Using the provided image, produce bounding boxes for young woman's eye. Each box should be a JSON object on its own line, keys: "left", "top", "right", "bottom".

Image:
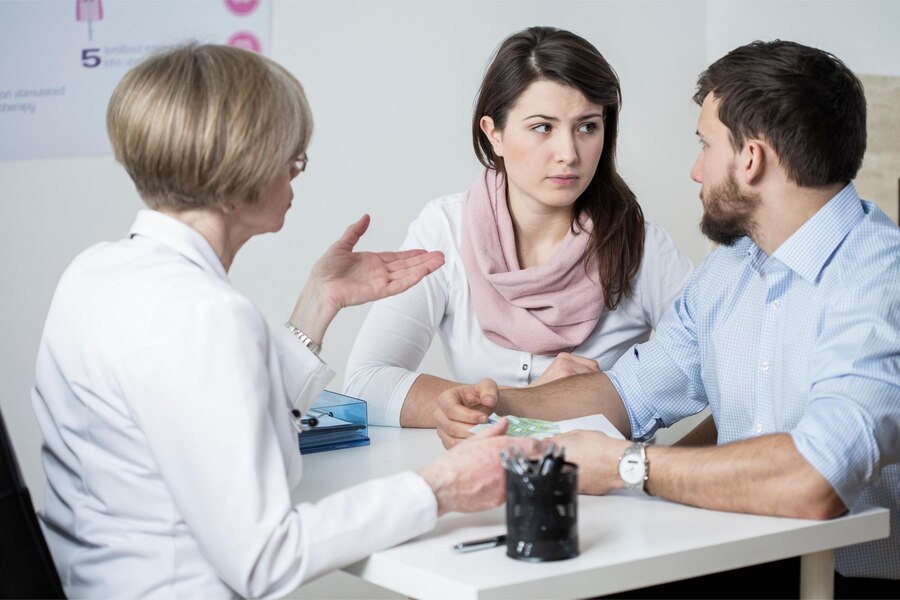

{"left": 578, "top": 122, "right": 599, "bottom": 134}
{"left": 532, "top": 123, "right": 551, "bottom": 134}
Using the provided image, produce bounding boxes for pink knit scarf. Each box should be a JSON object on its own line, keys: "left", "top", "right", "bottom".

{"left": 460, "top": 168, "right": 604, "bottom": 355}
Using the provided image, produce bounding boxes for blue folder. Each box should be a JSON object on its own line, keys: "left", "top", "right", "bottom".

{"left": 298, "top": 390, "right": 370, "bottom": 454}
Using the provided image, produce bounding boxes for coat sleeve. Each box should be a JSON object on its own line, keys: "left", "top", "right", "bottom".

{"left": 126, "top": 293, "right": 437, "bottom": 597}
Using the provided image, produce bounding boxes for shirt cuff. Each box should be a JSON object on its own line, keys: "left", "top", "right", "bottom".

{"left": 790, "top": 396, "right": 880, "bottom": 509}
{"left": 607, "top": 352, "right": 660, "bottom": 442}
{"left": 384, "top": 370, "right": 424, "bottom": 427}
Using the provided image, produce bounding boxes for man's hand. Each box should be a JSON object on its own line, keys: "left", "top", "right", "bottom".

{"left": 552, "top": 430, "right": 629, "bottom": 495}
{"left": 530, "top": 353, "right": 600, "bottom": 387}
{"left": 418, "top": 419, "right": 539, "bottom": 515}
{"left": 434, "top": 379, "right": 499, "bottom": 449}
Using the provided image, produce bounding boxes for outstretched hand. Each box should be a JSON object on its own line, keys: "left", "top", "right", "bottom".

{"left": 312, "top": 214, "right": 445, "bottom": 310}
{"left": 289, "top": 214, "right": 444, "bottom": 345}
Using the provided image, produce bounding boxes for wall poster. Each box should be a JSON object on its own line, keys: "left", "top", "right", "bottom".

{"left": 0, "top": 0, "right": 271, "bottom": 161}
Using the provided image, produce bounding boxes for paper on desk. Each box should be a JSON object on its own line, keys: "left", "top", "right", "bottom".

{"left": 469, "top": 413, "right": 624, "bottom": 440}
{"left": 556, "top": 413, "right": 625, "bottom": 440}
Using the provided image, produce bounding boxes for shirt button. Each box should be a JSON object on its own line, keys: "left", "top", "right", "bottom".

{"left": 772, "top": 299, "right": 781, "bottom": 309}
{"left": 761, "top": 360, "right": 769, "bottom": 372}
{"left": 522, "top": 364, "right": 529, "bottom": 371}
{"left": 755, "top": 423, "right": 763, "bottom": 434}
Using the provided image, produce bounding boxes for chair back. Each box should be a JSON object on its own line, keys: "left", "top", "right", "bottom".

{"left": 0, "top": 407, "right": 65, "bottom": 599}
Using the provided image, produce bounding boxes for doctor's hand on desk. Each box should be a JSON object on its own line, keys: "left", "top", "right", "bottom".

{"left": 418, "top": 419, "right": 539, "bottom": 515}
{"left": 434, "top": 378, "right": 500, "bottom": 448}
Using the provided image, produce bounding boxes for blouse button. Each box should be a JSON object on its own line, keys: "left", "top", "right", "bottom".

{"left": 522, "top": 364, "right": 529, "bottom": 371}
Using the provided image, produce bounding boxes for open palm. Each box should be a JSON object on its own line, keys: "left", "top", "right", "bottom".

{"left": 311, "top": 214, "right": 445, "bottom": 310}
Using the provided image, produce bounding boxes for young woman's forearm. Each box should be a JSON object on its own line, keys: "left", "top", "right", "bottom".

{"left": 399, "top": 374, "right": 461, "bottom": 427}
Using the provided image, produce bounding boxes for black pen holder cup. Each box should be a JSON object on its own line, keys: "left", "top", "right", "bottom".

{"left": 505, "top": 461, "right": 579, "bottom": 562}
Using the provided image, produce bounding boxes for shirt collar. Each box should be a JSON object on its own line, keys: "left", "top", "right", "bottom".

{"left": 771, "top": 183, "right": 864, "bottom": 283}
{"left": 129, "top": 209, "right": 229, "bottom": 282}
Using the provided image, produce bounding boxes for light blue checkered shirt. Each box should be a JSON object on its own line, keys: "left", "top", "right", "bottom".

{"left": 609, "top": 183, "right": 899, "bottom": 579}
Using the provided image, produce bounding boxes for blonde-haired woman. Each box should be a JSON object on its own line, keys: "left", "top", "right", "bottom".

{"left": 32, "top": 44, "right": 532, "bottom": 598}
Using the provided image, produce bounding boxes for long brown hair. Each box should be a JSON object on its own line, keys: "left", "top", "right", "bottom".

{"left": 472, "top": 26, "right": 644, "bottom": 310}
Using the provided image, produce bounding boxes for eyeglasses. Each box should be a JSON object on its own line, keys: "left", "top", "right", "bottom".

{"left": 293, "top": 154, "right": 309, "bottom": 173}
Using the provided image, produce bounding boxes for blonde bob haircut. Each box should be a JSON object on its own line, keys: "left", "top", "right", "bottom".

{"left": 107, "top": 43, "right": 312, "bottom": 210}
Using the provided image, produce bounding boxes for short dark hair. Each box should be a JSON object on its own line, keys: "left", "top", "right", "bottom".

{"left": 694, "top": 40, "right": 866, "bottom": 188}
{"left": 472, "top": 26, "right": 644, "bottom": 310}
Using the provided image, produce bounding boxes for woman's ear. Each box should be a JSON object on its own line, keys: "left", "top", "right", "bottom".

{"left": 480, "top": 116, "right": 503, "bottom": 157}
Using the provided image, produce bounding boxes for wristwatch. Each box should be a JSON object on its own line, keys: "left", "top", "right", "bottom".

{"left": 618, "top": 442, "right": 649, "bottom": 494}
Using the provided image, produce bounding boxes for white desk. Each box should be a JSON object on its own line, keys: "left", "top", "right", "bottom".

{"left": 294, "top": 427, "right": 889, "bottom": 600}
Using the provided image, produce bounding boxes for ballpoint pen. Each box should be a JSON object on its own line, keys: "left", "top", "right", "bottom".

{"left": 453, "top": 535, "right": 507, "bottom": 553}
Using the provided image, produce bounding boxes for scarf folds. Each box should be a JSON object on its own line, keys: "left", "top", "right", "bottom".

{"left": 460, "top": 168, "right": 604, "bottom": 355}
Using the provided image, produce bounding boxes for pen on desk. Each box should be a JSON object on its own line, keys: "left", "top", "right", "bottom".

{"left": 307, "top": 408, "right": 334, "bottom": 419}
{"left": 453, "top": 535, "right": 507, "bottom": 553}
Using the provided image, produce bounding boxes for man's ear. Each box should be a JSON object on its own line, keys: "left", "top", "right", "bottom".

{"left": 740, "top": 140, "right": 768, "bottom": 185}
{"left": 480, "top": 116, "right": 503, "bottom": 157}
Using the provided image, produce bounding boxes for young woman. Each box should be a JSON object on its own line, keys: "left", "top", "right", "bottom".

{"left": 345, "top": 26, "right": 692, "bottom": 427}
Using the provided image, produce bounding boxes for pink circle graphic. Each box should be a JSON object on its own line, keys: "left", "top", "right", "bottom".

{"left": 224, "top": 0, "right": 259, "bottom": 16}
{"left": 228, "top": 32, "right": 262, "bottom": 53}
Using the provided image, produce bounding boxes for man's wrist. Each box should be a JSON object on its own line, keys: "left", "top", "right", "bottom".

{"left": 618, "top": 441, "right": 650, "bottom": 494}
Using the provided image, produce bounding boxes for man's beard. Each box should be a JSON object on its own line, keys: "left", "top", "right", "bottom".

{"left": 699, "top": 170, "right": 760, "bottom": 246}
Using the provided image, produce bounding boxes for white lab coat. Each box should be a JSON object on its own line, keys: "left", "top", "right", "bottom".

{"left": 31, "top": 209, "right": 437, "bottom": 598}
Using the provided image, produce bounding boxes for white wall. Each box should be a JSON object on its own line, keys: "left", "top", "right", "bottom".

{"left": 1, "top": 2, "right": 898, "bottom": 597}
{"left": 707, "top": 0, "right": 900, "bottom": 77}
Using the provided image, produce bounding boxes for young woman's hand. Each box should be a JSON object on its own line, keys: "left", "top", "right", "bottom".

{"left": 434, "top": 379, "right": 500, "bottom": 448}
{"left": 530, "top": 352, "right": 600, "bottom": 387}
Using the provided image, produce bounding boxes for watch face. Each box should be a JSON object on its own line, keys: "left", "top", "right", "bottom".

{"left": 619, "top": 453, "right": 645, "bottom": 485}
